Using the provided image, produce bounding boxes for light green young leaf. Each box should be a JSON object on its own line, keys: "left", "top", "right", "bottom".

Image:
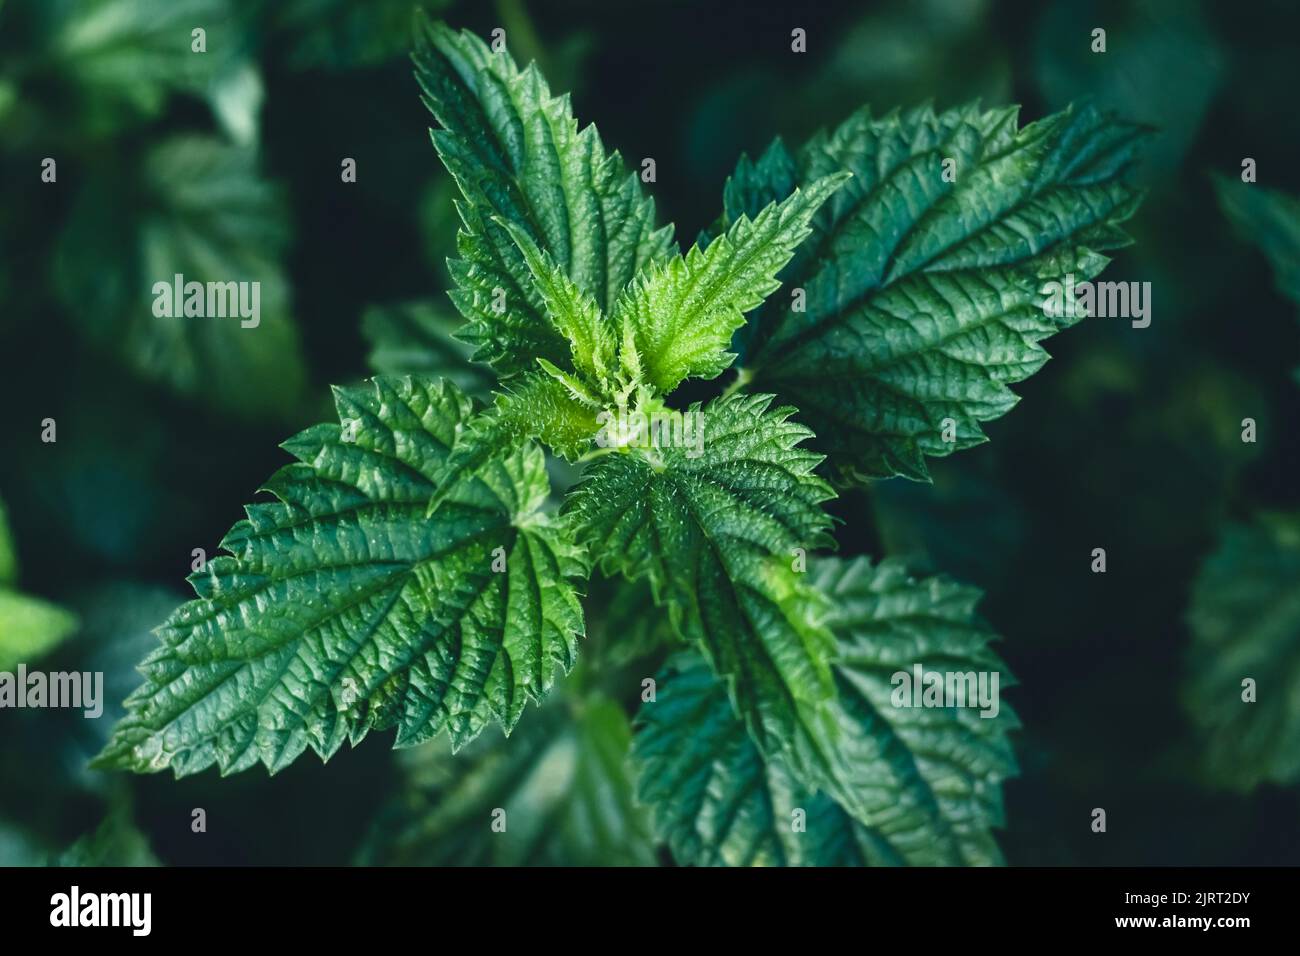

{"left": 613, "top": 173, "right": 849, "bottom": 395}
{"left": 633, "top": 558, "right": 1019, "bottom": 866}
{"left": 94, "top": 377, "right": 587, "bottom": 778}
{"left": 361, "top": 691, "right": 653, "bottom": 866}
{"left": 721, "top": 101, "right": 1147, "bottom": 481}
{"left": 414, "top": 17, "right": 674, "bottom": 377}
{"left": 427, "top": 373, "right": 602, "bottom": 518}
{"left": 53, "top": 135, "right": 306, "bottom": 419}
{"left": 0, "top": 591, "right": 79, "bottom": 673}
{"left": 1185, "top": 513, "right": 1300, "bottom": 791}
{"left": 564, "top": 392, "right": 841, "bottom": 785}
{"left": 498, "top": 218, "right": 618, "bottom": 392}
{"left": 0, "top": 495, "right": 79, "bottom": 671}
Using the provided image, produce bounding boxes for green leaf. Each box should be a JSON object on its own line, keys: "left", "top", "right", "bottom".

{"left": 362, "top": 691, "right": 653, "bottom": 866}
{"left": 0, "top": 590, "right": 79, "bottom": 673}
{"left": 94, "top": 377, "right": 587, "bottom": 778}
{"left": 54, "top": 801, "right": 158, "bottom": 867}
{"left": 633, "top": 558, "right": 1019, "bottom": 866}
{"left": 0, "top": 497, "right": 17, "bottom": 587}
{"left": 414, "top": 17, "right": 674, "bottom": 377}
{"left": 723, "top": 101, "right": 1147, "bottom": 481}
{"left": 564, "top": 392, "right": 841, "bottom": 783}
{"left": 633, "top": 652, "right": 877, "bottom": 866}
{"left": 427, "top": 373, "right": 602, "bottom": 516}
{"left": 612, "top": 173, "right": 849, "bottom": 395}
{"left": 40, "top": 0, "right": 254, "bottom": 138}
{"left": 1185, "top": 513, "right": 1300, "bottom": 791}
{"left": 811, "top": 557, "right": 1019, "bottom": 863}
{"left": 270, "top": 0, "right": 448, "bottom": 70}
{"left": 498, "top": 218, "right": 618, "bottom": 391}
{"left": 361, "top": 300, "right": 494, "bottom": 396}
{"left": 53, "top": 135, "right": 307, "bottom": 419}
{"left": 1214, "top": 177, "right": 1300, "bottom": 305}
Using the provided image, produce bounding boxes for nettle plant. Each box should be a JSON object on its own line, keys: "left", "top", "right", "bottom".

{"left": 96, "top": 18, "right": 1147, "bottom": 866}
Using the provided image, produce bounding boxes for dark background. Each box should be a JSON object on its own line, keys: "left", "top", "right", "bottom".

{"left": 1, "top": 0, "right": 1298, "bottom": 865}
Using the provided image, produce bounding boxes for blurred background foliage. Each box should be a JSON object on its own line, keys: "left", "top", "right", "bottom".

{"left": 1, "top": 0, "right": 1298, "bottom": 865}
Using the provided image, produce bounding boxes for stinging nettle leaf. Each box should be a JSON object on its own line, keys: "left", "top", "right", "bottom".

{"left": 633, "top": 557, "right": 1019, "bottom": 866}
{"left": 564, "top": 392, "right": 843, "bottom": 785}
{"left": 53, "top": 135, "right": 307, "bottom": 419}
{"left": 612, "top": 172, "right": 850, "bottom": 395}
{"left": 1184, "top": 513, "right": 1300, "bottom": 791}
{"left": 633, "top": 652, "right": 872, "bottom": 867}
{"left": 0, "top": 495, "right": 79, "bottom": 673}
{"left": 361, "top": 299, "right": 495, "bottom": 397}
{"left": 721, "top": 101, "right": 1148, "bottom": 481}
{"left": 0, "top": 591, "right": 80, "bottom": 674}
{"left": 414, "top": 16, "right": 674, "bottom": 378}
{"left": 362, "top": 690, "right": 654, "bottom": 866}
{"left": 1214, "top": 178, "right": 1300, "bottom": 305}
{"left": 497, "top": 218, "right": 618, "bottom": 392}
{"left": 94, "top": 376, "right": 587, "bottom": 778}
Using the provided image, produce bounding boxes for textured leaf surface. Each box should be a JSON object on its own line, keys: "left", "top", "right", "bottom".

{"left": 95, "top": 377, "right": 587, "bottom": 778}
{"left": 565, "top": 393, "right": 842, "bottom": 785}
{"left": 53, "top": 135, "right": 306, "bottom": 418}
{"left": 362, "top": 692, "right": 653, "bottom": 865}
{"left": 414, "top": 18, "right": 673, "bottom": 377}
{"left": 500, "top": 219, "right": 618, "bottom": 391}
{"left": 612, "top": 173, "right": 848, "bottom": 394}
{"left": 722, "top": 102, "right": 1147, "bottom": 480}
{"left": 633, "top": 558, "right": 1018, "bottom": 866}
{"left": 633, "top": 653, "right": 879, "bottom": 866}
{"left": 1185, "top": 514, "right": 1300, "bottom": 790}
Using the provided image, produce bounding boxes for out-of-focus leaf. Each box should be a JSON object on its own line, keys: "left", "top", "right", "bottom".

{"left": 589, "top": 576, "right": 681, "bottom": 669}
{"left": 53, "top": 136, "right": 306, "bottom": 418}
{"left": 361, "top": 300, "right": 494, "bottom": 397}
{"left": 1185, "top": 513, "right": 1300, "bottom": 790}
{"left": 1214, "top": 177, "right": 1300, "bottom": 306}
{"left": 0, "top": 496, "right": 16, "bottom": 586}
{"left": 54, "top": 802, "right": 158, "bottom": 867}
{"left": 871, "top": 459, "right": 1027, "bottom": 590}
{"left": 0, "top": 591, "right": 78, "bottom": 672}
{"left": 362, "top": 692, "right": 653, "bottom": 866}
{"left": 11, "top": 0, "right": 261, "bottom": 142}
{"left": 1033, "top": 0, "right": 1224, "bottom": 176}
{"left": 269, "top": 0, "right": 448, "bottom": 70}
{"left": 0, "top": 818, "right": 48, "bottom": 867}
